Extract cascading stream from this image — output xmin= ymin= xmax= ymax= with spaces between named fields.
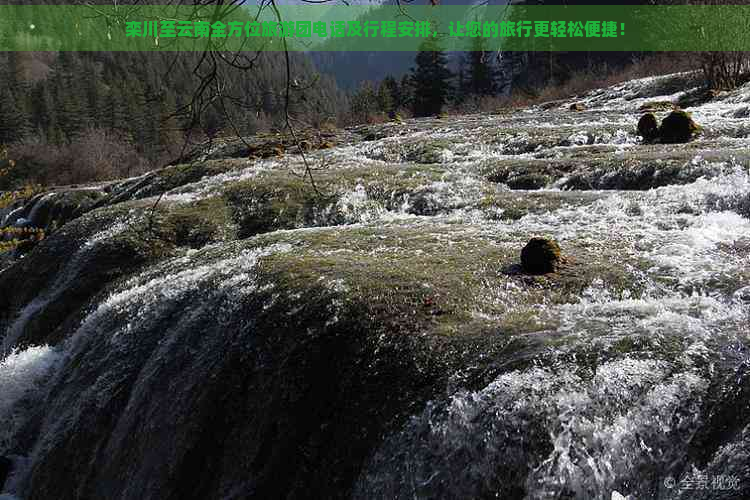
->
xmin=2 ymin=72 xmax=750 ymax=500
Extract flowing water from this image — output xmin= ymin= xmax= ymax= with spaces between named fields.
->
xmin=1 ymin=73 xmax=749 ymax=499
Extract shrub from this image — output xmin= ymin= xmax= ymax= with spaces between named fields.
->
xmin=6 ymin=128 xmax=153 ymax=188
xmin=700 ymin=51 xmax=750 ymax=90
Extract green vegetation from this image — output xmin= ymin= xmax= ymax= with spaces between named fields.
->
xmin=0 ymin=50 xmax=345 ymax=188
xmin=658 ymin=109 xmax=701 ymax=143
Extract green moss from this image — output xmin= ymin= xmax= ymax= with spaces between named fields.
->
xmin=658 ymin=110 xmax=701 ymax=144
xmin=224 ymin=175 xmax=329 ymax=238
xmin=638 ymin=101 xmax=674 ymax=112
xmin=232 ymin=223 xmax=651 ymax=340
xmin=106 ymin=160 xmax=247 ymax=205
xmin=405 ymin=140 xmax=454 ymax=164
xmin=222 ymin=165 xmax=456 ymax=237
xmin=158 ymin=197 xmax=235 ymax=248
xmin=478 ymin=191 xmax=605 ymax=221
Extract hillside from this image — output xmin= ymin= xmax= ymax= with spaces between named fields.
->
xmin=1 ymin=71 xmax=750 ymax=499
xmin=0 ymin=50 xmax=347 ymax=187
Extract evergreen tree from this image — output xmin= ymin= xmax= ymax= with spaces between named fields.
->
xmin=29 ymin=82 xmax=57 ymax=142
xmin=399 ymin=74 xmax=413 ymax=111
xmin=82 ymin=60 xmax=105 ymax=124
xmin=350 ymin=81 xmax=378 ymax=123
xmin=377 ymin=76 xmax=400 ymax=116
xmin=410 ymin=35 xmax=453 ymax=117
xmin=0 ymin=54 xmax=31 ymax=143
xmin=0 ymin=86 xmax=28 ymax=144
xmin=51 ymin=54 xmax=91 ymax=142
xmin=454 ymin=59 xmax=467 ymax=106
xmin=102 ymin=84 xmax=128 ymax=134
xmin=464 ymin=35 xmax=498 ymax=97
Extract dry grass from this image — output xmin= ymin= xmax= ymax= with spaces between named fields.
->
xmin=4 ymin=129 xmax=156 ymax=189
xmin=445 ymin=53 xmax=698 ymax=115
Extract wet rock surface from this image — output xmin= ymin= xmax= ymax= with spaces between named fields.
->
xmin=2 ymin=72 xmax=750 ymax=500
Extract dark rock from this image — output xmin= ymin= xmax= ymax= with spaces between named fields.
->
xmin=637 ymin=113 xmax=659 ymax=141
xmin=506 ymin=173 xmax=551 ymax=190
xmin=0 ymin=456 xmax=12 ymax=489
xmin=658 ymin=110 xmax=700 ymax=143
xmin=569 ymin=103 xmax=585 ymax=111
xmin=521 ymin=237 xmax=562 ymax=274
xmin=27 ymin=190 xmax=102 ymax=231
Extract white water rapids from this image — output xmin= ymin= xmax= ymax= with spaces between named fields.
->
xmin=2 ymin=72 xmax=750 ymax=499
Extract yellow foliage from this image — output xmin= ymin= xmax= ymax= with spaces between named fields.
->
xmin=0 ymin=226 xmax=45 ymax=254
xmin=0 ymin=146 xmax=46 ymax=253
xmin=0 ymin=146 xmax=43 ymax=210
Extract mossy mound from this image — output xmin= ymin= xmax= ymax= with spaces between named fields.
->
xmin=224 ymin=176 xmax=332 ymax=238
xmin=158 ymin=197 xmax=236 ymax=248
xmin=521 ymin=237 xmax=562 ymax=275
xmin=658 ymin=110 xmax=701 ymax=143
xmin=478 ymin=191 xmax=606 ymax=221
xmin=97 ymin=159 xmax=246 ymax=207
xmin=637 ymin=113 xmax=659 ymax=142
xmin=179 ymin=131 xmax=344 ymax=163
xmin=0 ymin=194 xmax=237 ymax=348
xmin=3 ymin=207 xmax=656 ymax=500
xmin=638 ymin=101 xmax=674 ymax=112
xmin=506 ymin=173 xmax=551 ymax=190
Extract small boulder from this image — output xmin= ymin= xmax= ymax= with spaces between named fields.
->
xmin=658 ymin=110 xmax=700 ymax=143
xmin=569 ymin=102 xmax=585 ymax=112
xmin=521 ymin=237 xmax=562 ymax=274
xmin=637 ymin=113 xmax=659 ymax=141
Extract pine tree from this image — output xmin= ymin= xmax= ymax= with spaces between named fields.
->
xmin=454 ymin=59 xmax=467 ymax=106
xmin=0 ymin=54 xmax=32 ymax=143
xmin=350 ymin=81 xmax=378 ymax=123
xmin=410 ymin=35 xmax=453 ymax=117
xmin=51 ymin=54 xmax=90 ymax=142
xmin=377 ymin=76 xmax=400 ymax=117
xmin=399 ymin=74 xmax=413 ymax=111
xmin=29 ymin=82 xmax=56 ymax=142
xmin=0 ymin=86 xmax=28 ymax=144
xmin=102 ymin=85 xmax=128 ymax=134
xmin=82 ymin=60 xmax=105 ymax=124
xmin=465 ymin=35 xmax=498 ymax=97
